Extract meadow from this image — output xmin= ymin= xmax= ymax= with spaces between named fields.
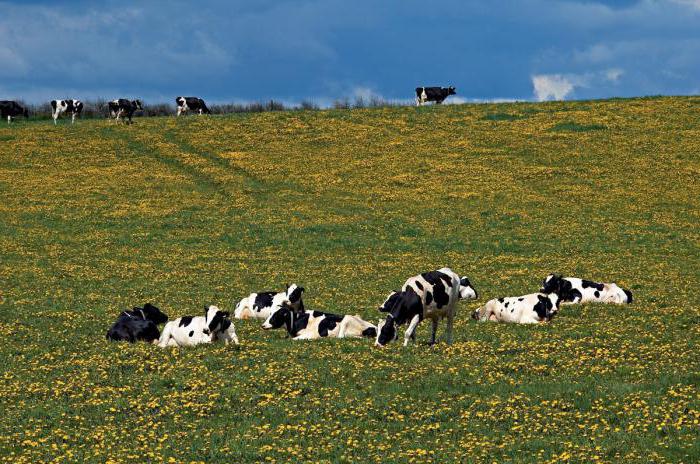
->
xmin=0 ymin=97 xmax=698 ymax=463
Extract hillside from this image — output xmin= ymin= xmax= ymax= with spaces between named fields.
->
xmin=0 ymin=97 xmax=698 ymax=463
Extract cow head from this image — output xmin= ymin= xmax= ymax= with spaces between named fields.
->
xmin=205 ymin=305 xmax=231 ymax=334
xmin=458 ymin=276 xmax=478 ymax=300
xmin=375 ymin=316 xmax=398 ymax=347
xmin=285 ymin=284 xmax=305 ymax=309
xmin=139 ymin=303 xmax=168 ymax=324
xmin=448 ymin=86 xmax=456 ymax=96
xmin=378 ymin=291 xmax=400 ymax=312
xmin=471 ymin=307 xmax=481 ymax=320
xmin=134 ymin=100 xmax=144 ymax=111
xmin=261 ymin=303 xmax=290 ymax=330
xmin=540 ymin=274 xmax=565 ymax=296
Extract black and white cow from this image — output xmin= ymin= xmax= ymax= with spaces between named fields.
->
xmin=108 ymin=99 xmax=143 ymax=124
xmin=234 ymin=284 xmax=304 ymax=320
xmin=106 ymin=303 xmax=169 ymax=343
xmin=51 ymin=99 xmax=83 ymax=124
xmin=415 ymin=86 xmax=456 ymax=106
xmin=262 ymin=304 xmax=377 ymax=340
xmin=540 ymin=274 xmax=633 ymax=305
xmin=472 ymin=293 xmax=560 ymax=324
xmin=175 ymin=96 xmax=211 ymax=117
xmin=375 ymin=267 xmax=478 ymax=347
xmin=158 ymin=305 xmax=239 ymax=347
xmin=0 ymin=100 xmax=29 ymax=123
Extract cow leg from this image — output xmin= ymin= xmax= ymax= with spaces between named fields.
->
xmin=429 ymin=318 xmax=439 ymax=345
xmin=71 ymin=113 xmax=76 ymax=124
xmin=52 ymin=112 xmax=58 ymax=125
xmin=445 ymin=308 xmax=456 ymax=344
xmin=7 ymin=115 xmax=10 ymax=124
xmin=403 ymin=314 xmax=421 ymax=347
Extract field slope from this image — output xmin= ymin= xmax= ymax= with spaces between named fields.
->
xmin=0 ymin=97 xmax=698 ymax=463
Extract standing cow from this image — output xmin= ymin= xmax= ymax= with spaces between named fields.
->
xmin=175 ymin=96 xmax=211 ymax=116
xmin=51 ymin=99 xmax=83 ymax=124
xmin=0 ymin=101 xmax=29 ymax=123
xmin=376 ymin=267 xmax=478 ymax=347
xmin=415 ymin=86 xmax=456 ymax=106
xmin=108 ymin=99 xmax=143 ymax=124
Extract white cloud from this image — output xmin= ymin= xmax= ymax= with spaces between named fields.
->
xmin=605 ymin=68 xmax=624 ymax=82
xmin=671 ymin=1 xmax=700 ymax=11
xmin=532 ymin=74 xmax=576 ymax=101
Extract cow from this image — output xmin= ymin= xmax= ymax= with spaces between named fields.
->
xmin=106 ymin=303 xmax=169 ymax=343
xmin=262 ymin=304 xmax=377 ymax=340
xmin=175 ymin=96 xmax=211 ymax=116
xmin=108 ymin=99 xmax=143 ymax=124
xmin=540 ymin=274 xmax=632 ymax=305
xmin=415 ymin=86 xmax=456 ymax=106
xmin=472 ymin=293 xmax=560 ymax=324
xmin=0 ymin=100 xmax=29 ymax=123
xmin=375 ymin=267 xmax=478 ymax=347
xmin=158 ymin=305 xmax=239 ymax=347
xmin=51 ymin=99 xmax=83 ymax=124
xmin=234 ymin=284 xmax=304 ymax=320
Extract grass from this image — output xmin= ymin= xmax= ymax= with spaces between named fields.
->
xmin=0 ymin=96 xmax=698 ymax=464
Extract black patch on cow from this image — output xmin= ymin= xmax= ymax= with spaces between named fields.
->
xmin=623 ymin=289 xmax=633 ymax=303
xmin=518 ymin=298 xmax=524 ymax=301
xmin=505 ymin=302 xmax=509 ymax=308
xmin=179 ymin=316 xmax=193 ymax=327
xmin=254 ymin=292 xmax=275 ymax=311
xmin=208 ymin=310 xmax=230 ymax=332
xmin=425 ymin=291 xmax=433 ymax=306
xmin=189 ymin=330 xmax=194 ymax=337
xmin=498 ymin=298 xmax=504 ymax=303
xmin=420 ymin=271 xmax=451 ymax=308
xmin=312 ymin=310 xmax=324 ymax=318
xmin=318 ymin=314 xmax=343 ymax=337
xmin=379 ymin=292 xmax=402 ymax=312
xmin=362 ymin=327 xmax=377 ymax=338
xmin=533 ymin=295 xmax=553 ymax=320
xmin=288 ymin=286 xmax=304 ymax=304
xmin=219 ymin=318 xmax=231 ymax=331
xmin=415 ymin=281 xmax=424 ymax=291
xmin=594 ymin=290 xmax=600 ymax=298
xmin=51 ymin=100 xmax=57 ymax=110
xmin=582 ymin=280 xmax=605 ymax=291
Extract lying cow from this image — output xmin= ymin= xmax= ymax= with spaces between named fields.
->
xmin=472 ymin=293 xmax=560 ymax=324
xmin=108 ymin=99 xmax=143 ymax=124
xmin=234 ymin=284 xmax=304 ymax=320
xmin=376 ymin=267 xmax=478 ymax=347
xmin=51 ymin=99 xmax=83 ymax=124
xmin=262 ymin=304 xmax=377 ymax=340
xmin=415 ymin=86 xmax=456 ymax=106
xmin=0 ymin=100 xmax=29 ymax=123
xmin=159 ymin=305 xmax=238 ymax=347
xmin=540 ymin=274 xmax=632 ymax=304
xmin=175 ymin=96 xmax=211 ymax=116
xmin=106 ymin=303 xmax=169 ymax=343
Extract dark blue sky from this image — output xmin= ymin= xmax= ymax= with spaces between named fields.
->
xmin=1 ymin=0 xmax=699 ymax=105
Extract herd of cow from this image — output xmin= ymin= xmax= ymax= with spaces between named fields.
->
xmin=0 ymin=96 xmax=211 ymax=124
xmin=106 ymin=268 xmax=633 ymax=349
xmin=0 ymin=86 xmax=459 ymax=124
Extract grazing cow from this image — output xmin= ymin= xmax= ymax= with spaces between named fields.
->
xmin=262 ymin=304 xmax=377 ymax=340
xmin=415 ymin=86 xmax=456 ymax=106
xmin=376 ymin=268 xmax=478 ymax=347
xmin=108 ymin=99 xmax=143 ymax=124
xmin=540 ymin=274 xmax=633 ymax=305
xmin=234 ymin=284 xmax=304 ymax=320
xmin=158 ymin=305 xmax=238 ymax=347
xmin=51 ymin=99 xmax=83 ymax=124
xmin=175 ymin=96 xmax=211 ymax=116
xmin=472 ymin=293 xmax=560 ymax=324
xmin=106 ymin=303 xmax=169 ymax=343
xmin=0 ymin=100 xmax=29 ymax=123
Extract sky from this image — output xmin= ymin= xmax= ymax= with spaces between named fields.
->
xmin=1 ymin=0 xmax=699 ymax=105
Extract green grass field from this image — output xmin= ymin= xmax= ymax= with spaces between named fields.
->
xmin=1 ymin=97 xmax=698 ymax=463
